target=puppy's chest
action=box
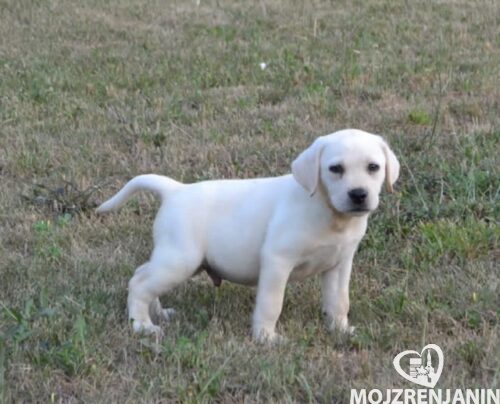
[289,242,354,282]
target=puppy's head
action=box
[292,129,400,216]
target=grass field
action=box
[0,0,498,402]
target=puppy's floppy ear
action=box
[379,138,400,193]
[291,136,327,195]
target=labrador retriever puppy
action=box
[97,129,399,343]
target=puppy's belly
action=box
[205,248,340,285]
[203,198,274,285]
[205,248,261,286]
[205,230,264,286]
[205,239,344,286]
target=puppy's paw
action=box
[161,308,176,322]
[329,323,355,335]
[253,328,287,345]
[326,316,355,335]
[269,333,288,345]
[132,320,165,340]
[148,299,176,324]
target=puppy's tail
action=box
[96,174,182,213]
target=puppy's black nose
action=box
[348,188,368,204]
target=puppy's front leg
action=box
[321,253,355,334]
[252,254,292,344]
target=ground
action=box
[0,0,498,402]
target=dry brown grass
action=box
[0,0,498,402]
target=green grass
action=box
[0,0,498,401]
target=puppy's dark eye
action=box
[329,164,344,174]
[368,163,380,172]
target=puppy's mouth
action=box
[349,207,370,212]
[347,207,371,216]
[329,198,372,216]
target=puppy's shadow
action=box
[159,274,256,338]
[159,275,324,341]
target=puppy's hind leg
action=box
[127,247,201,337]
[132,265,176,324]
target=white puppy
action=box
[97,129,399,343]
